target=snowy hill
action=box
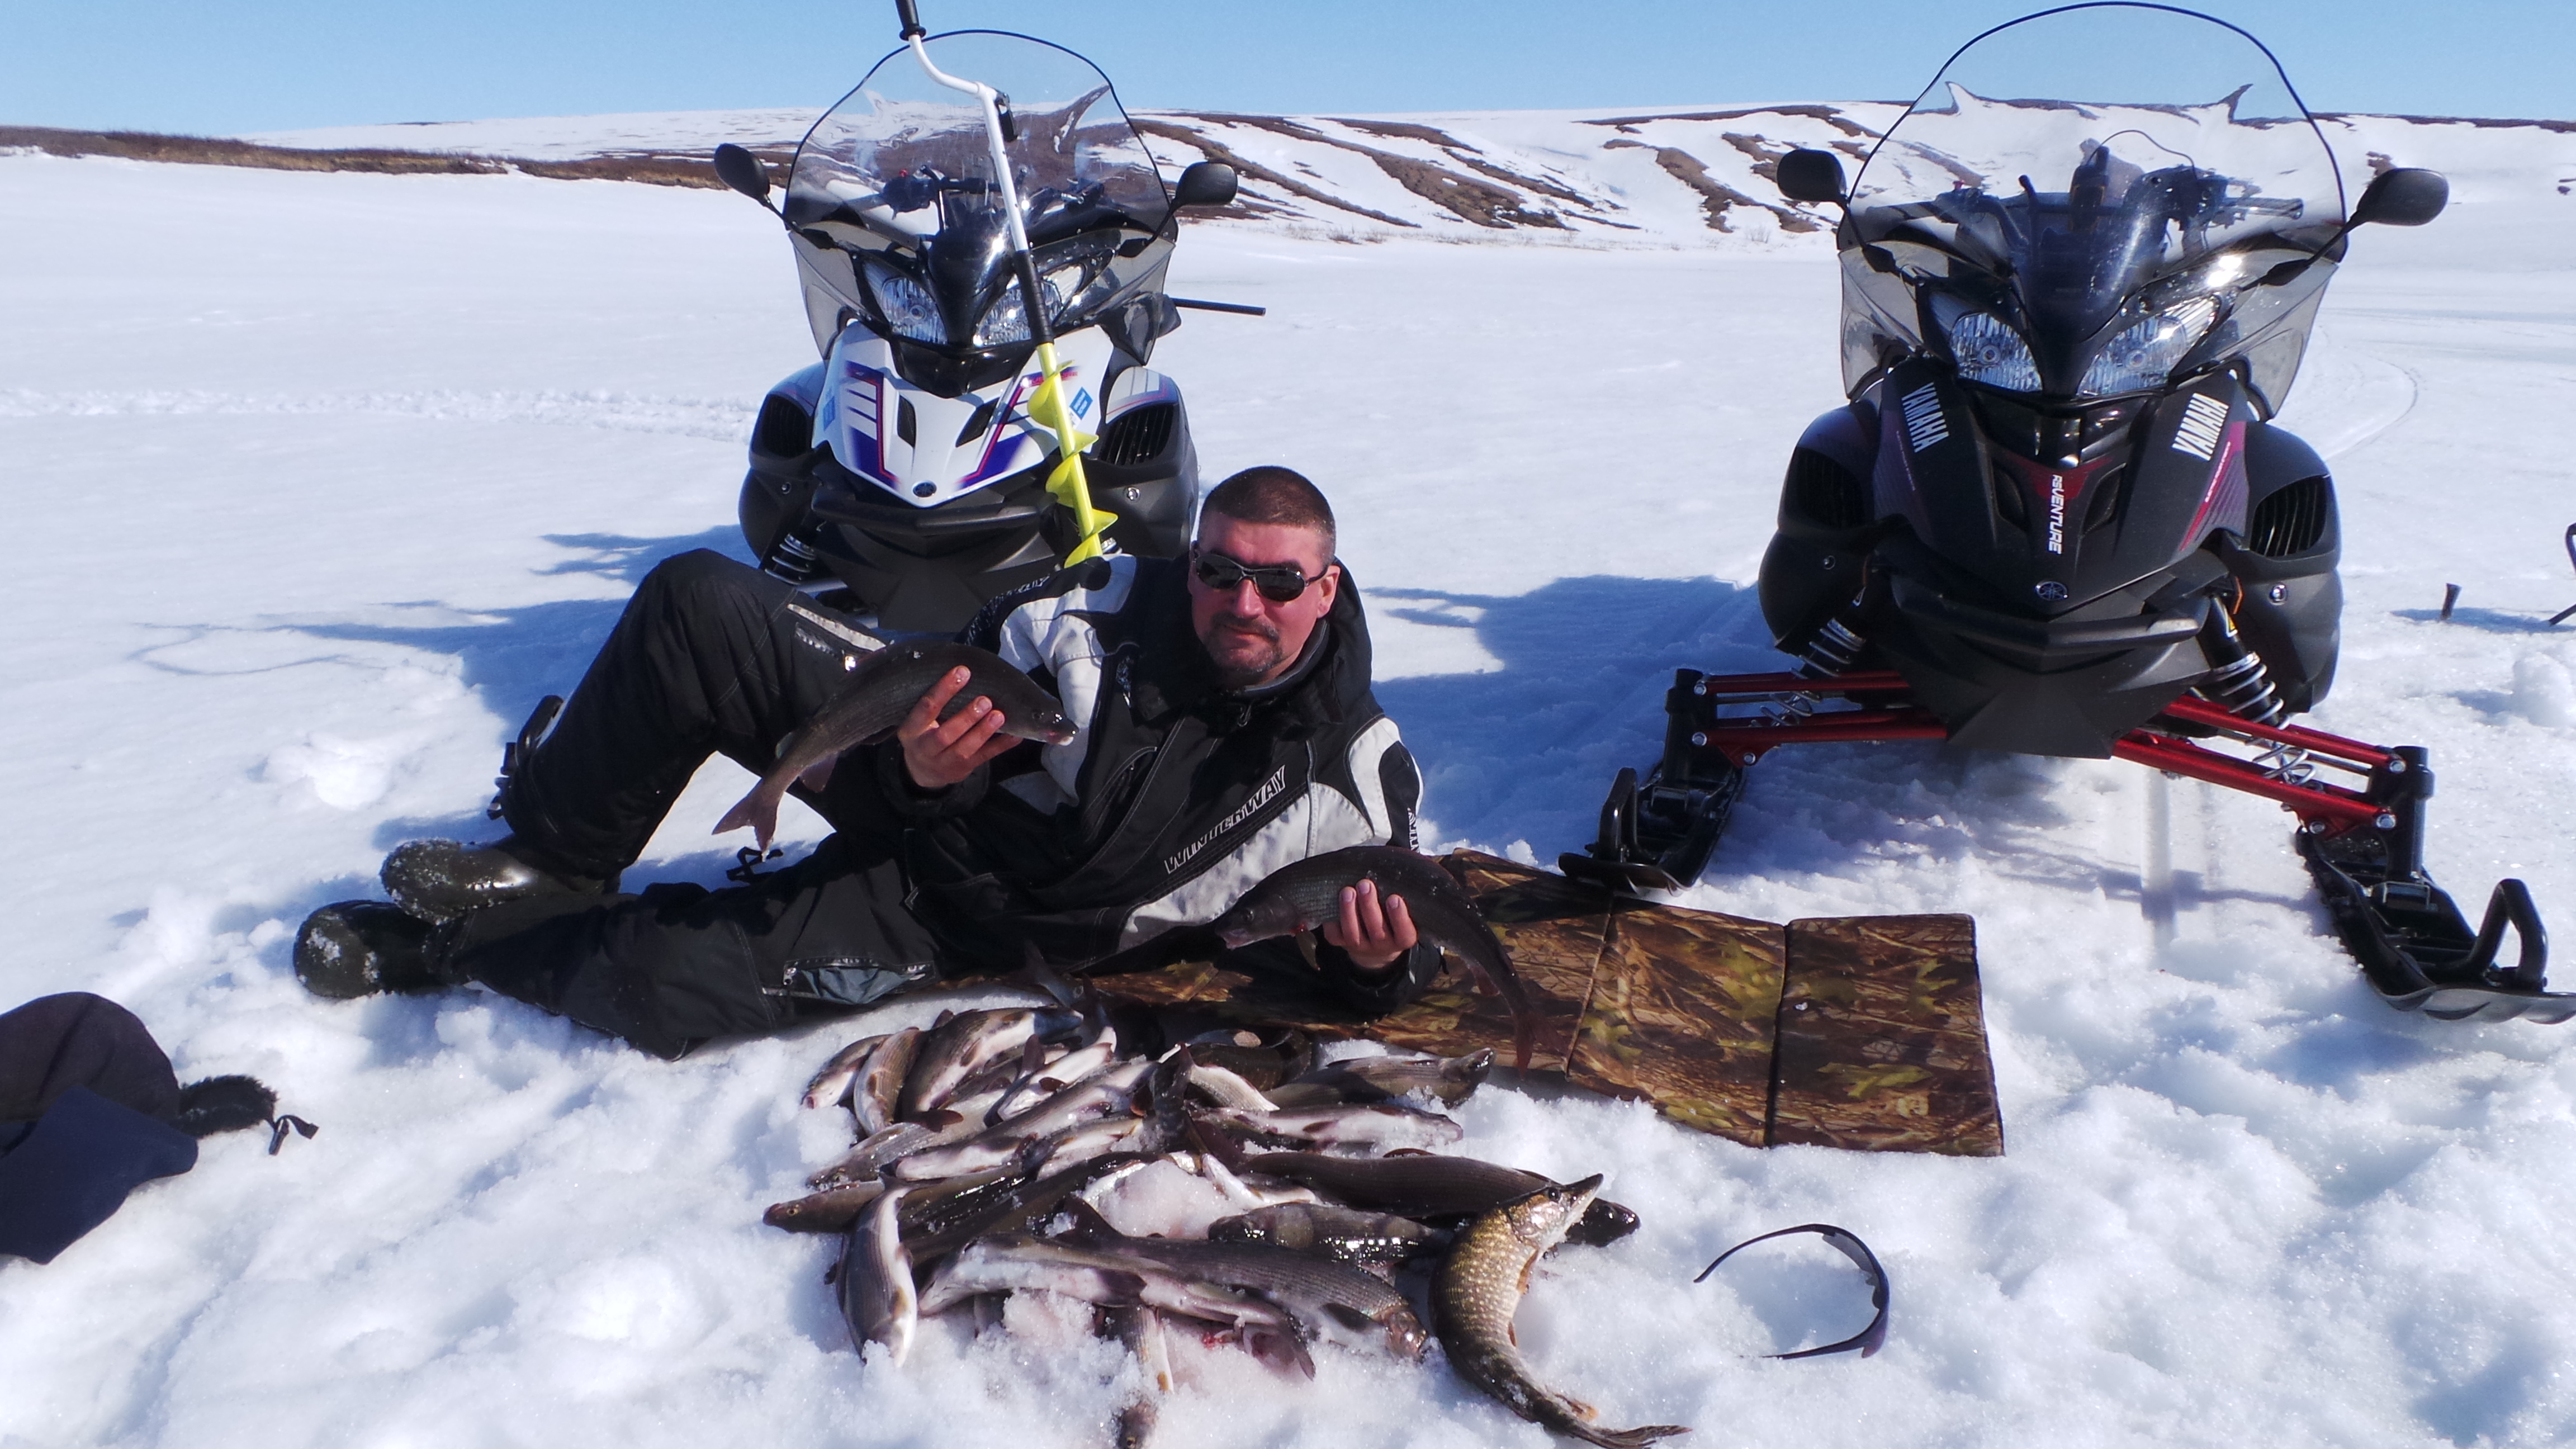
[247,102,2576,245]
[3,97,2575,1449]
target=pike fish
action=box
[1242,1152,1640,1246]
[716,641,1076,849]
[1434,1176,1688,1448]
[1209,846,1537,1072]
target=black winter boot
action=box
[378,836,618,925]
[294,902,462,998]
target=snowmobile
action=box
[1565,3,2566,1022]
[709,8,1246,632]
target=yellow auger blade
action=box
[1025,344,1112,564]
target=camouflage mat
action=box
[1090,851,2002,1156]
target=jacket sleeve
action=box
[1311,939,1444,1016]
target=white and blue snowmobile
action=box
[711,9,1246,632]
[1566,3,2565,1022]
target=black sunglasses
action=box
[1191,547,1328,604]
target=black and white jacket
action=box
[841,553,1433,1005]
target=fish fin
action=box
[1058,1197,1120,1246]
[1590,1426,1693,1448]
[1100,1269,1148,1308]
[1323,1303,1372,1332]
[1242,1324,1316,1380]
[713,786,780,849]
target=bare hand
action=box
[899,666,1019,790]
[1319,878,1417,974]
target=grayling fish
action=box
[1061,1201,1427,1361]
[1208,846,1537,1072]
[716,641,1077,848]
[1434,1176,1688,1448]
[899,1006,1083,1121]
[853,1026,922,1136]
[1178,1050,1279,1111]
[1242,1152,1639,1246]
[900,1152,1158,1263]
[888,1059,1150,1181]
[842,1185,919,1365]
[989,1031,1118,1126]
[918,1233,1304,1346]
[768,1158,1033,1235]
[1199,1101,1464,1154]
[1269,1048,1494,1109]
[765,1178,887,1234]
[1104,1305,1171,1448]
[802,1031,888,1111]
[1206,1201,1449,1268]
[808,1085,1012,1187]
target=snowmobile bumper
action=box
[1567,667,2566,1022]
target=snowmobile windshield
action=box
[1843,3,2347,405]
[784,31,1172,357]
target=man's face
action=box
[1187,512,1340,690]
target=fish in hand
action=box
[1434,1176,1688,1448]
[716,641,1077,849]
[1208,846,1538,1072]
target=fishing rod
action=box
[894,0,1115,566]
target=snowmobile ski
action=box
[1564,668,2565,1022]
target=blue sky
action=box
[6,0,2568,135]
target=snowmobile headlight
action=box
[863,262,944,345]
[2077,297,2219,397]
[1943,309,2042,392]
[972,263,1086,348]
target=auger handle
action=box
[895,0,925,40]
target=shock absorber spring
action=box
[2196,601,2287,727]
[765,527,831,586]
[1766,618,1870,723]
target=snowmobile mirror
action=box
[2350,167,2447,228]
[1173,161,1239,211]
[713,144,775,208]
[1775,149,1848,206]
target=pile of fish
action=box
[767,1000,1687,1447]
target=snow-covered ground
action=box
[3,113,2575,1447]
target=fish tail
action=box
[714,784,780,849]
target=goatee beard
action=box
[1206,617,1285,690]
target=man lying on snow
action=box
[292,467,1436,1058]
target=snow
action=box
[4,108,2576,1448]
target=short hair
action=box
[1201,466,1336,553]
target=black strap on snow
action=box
[1695,1222,1890,1360]
[266,1115,319,1157]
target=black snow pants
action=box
[448,550,947,1059]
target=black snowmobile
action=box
[710,17,1244,632]
[1566,3,2565,1022]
